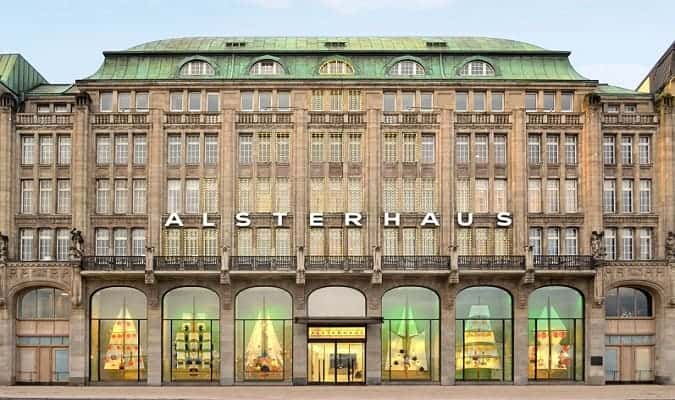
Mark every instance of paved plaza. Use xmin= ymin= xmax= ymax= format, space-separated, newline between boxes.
xmin=0 ymin=385 xmax=675 ymax=400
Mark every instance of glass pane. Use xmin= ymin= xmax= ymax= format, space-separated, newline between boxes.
xmin=605 ymin=348 xmax=619 ymax=381
xmin=93 ymin=319 xmax=147 ymax=381
xmin=53 ymin=349 xmax=69 ymax=382
xmin=456 ymin=287 xmax=512 ymax=319
xmin=308 ymin=287 xmax=365 ymax=317
xmin=19 ymin=289 xmax=37 ymax=319
xmin=166 ymin=319 xmax=219 ymax=382
xmin=92 ymin=287 xmax=147 ymax=319
xmin=308 ymin=342 xmax=333 ymax=383
xmin=163 ymin=287 xmax=219 ymax=320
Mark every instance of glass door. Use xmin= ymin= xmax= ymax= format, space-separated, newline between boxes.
xmin=308 ymin=342 xmax=333 ymax=383
xmin=308 ymin=341 xmax=365 ymax=384
xmin=336 ymin=342 xmax=364 ymax=383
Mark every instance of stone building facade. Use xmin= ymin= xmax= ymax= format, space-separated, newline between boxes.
xmin=0 ymin=37 xmax=674 ymax=386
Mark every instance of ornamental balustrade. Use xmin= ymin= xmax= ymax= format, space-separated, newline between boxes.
xmin=382 ymin=255 xmax=450 ymax=270
xmin=81 ymin=256 xmax=145 ymax=271
xmin=458 ymin=255 xmax=525 ymax=270
xmin=229 ymin=256 xmax=296 ymax=271
xmin=382 ymin=111 xmax=439 ymax=125
xmin=305 ymin=256 xmax=372 ymax=271
xmin=454 ymin=112 xmax=511 ymax=125
xmin=307 ymin=111 xmax=365 ymax=125
xmin=236 ymin=111 xmax=292 ymax=124
xmin=533 ymin=255 xmax=595 ymax=270
xmin=164 ymin=112 xmax=221 ymax=125
xmin=602 ymin=113 xmax=658 ymax=125
xmin=91 ymin=113 xmax=149 ymax=125
xmin=16 ymin=113 xmax=73 ymax=126
xmin=154 ymin=256 xmax=220 ymax=271
xmin=526 ymin=112 xmax=582 ymax=126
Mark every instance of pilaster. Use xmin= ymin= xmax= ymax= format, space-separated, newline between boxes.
xmin=440 ymin=284 xmax=456 ymax=385
xmin=438 ymin=94 xmax=453 ymax=254
xmin=510 ymin=108 xmax=527 ymax=251
xmin=292 ymin=286 xmax=307 ymax=385
xmin=146 ymin=301 xmax=162 ymax=385
xmin=221 ymin=91 xmax=238 ymax=253
xmin=581 ymin=96 xmax=604 ymax=248
xmin=365 ymin=287 xmax=382 ymax=385
xmin=72 ymin=96 xmax=90 ymax=240
xmin=147 ymin=95 xmax=166 ymax=254
xmin=656 ymin=99 xmax=674 ymax=256
xmin=219 ymin=286 xmax=234 ymax=385
xmin=586 ymin=303 xmax=605 ymax=385
xmin=0 ymin=100 xmax=14 ymax=245
xmin=513 ymin=286 xmax=530 ymax=385
xmin=365 ymin=91 xmax=382 ymax=252
xmin=68 ymin=306 xmax=86 ymax=385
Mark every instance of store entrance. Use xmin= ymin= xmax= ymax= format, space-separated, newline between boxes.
xmin=307 ymin=326 xmax=366 ymax=384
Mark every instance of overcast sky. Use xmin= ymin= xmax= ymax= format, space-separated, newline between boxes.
xmin=1 ymin=0 xmax=673 ymax=89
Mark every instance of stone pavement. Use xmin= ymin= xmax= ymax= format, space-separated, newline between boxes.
xmin=0 ymin=385 xmax=675 ymax=400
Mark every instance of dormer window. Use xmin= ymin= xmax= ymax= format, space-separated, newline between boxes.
xmin=319 ymin=60 xmax=354 ymax=75
xmin=250 ymin=60 xmax=285 ymax=75
xmin=179 ymin=60 xmax=215 ymax=76
xmin=389 ymin=60 xmax=425 ymax=76
xmin=460 ymin=60 xmax=495 ymax=76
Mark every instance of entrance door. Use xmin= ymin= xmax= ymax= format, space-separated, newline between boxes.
xmin=606 ymin=346 xmax=654 ymax=383
xmin=308 ymin=341 xmax=365 ymax=384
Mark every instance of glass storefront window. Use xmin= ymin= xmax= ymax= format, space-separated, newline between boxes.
xmin=18 ymin=287 xmax=69 ymax=320
xmin=235 ymin=287 xmax=292 ymax=382
xmin=605 ymin=287 xmax=652 ymax=318
xmin=90 ymin=287 xmax=147 ymax=382
xmin=382 ymin=287 xmax=440 ymax=382
xmin=162 ymin=287 xmax=220 ymax=382
xmin=308 ymin=287 xmax=365 ymax=317
xmin=528 ymin=286 xmax=584 ymax=381
xmin=455 ymin=286 xmax=513 ymax=382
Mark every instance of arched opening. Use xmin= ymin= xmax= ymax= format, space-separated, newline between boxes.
xmin=382 ymin=286 xmax=439 ymax=382
xmin=234 ymin=287 xmax=292 ymax=382
xmin=306 ymin=286 xmax=366 ymax=384
xmin=604 ymin=286 xmax=655 ymax=383
xmin=90 ymin=286 xmax=147 ymax=382
xmin=15 ymin=287 xmax=70 ymax=383
xmin=455 ymin=286 xmax=512 ymax=382
xmin=162 ymin=287 xmax=219 ymax=382
xmin=528 ymin=286 xmax=584 ymax=381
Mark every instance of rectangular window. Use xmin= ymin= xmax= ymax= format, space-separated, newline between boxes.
xmin=455 ymin=135 xmax=469 ymax=164
xmin=133 ymin=135 xmax=146 ymax=165
xmin=309 ymin=229 xmax=324 ymax=256
xmin=96 ymin=179 xmax=110 ymax=214
xmin=604 ymin=228 xmax=616 ymax=260
xmin=240 ymin=91 xmax=254 ymax=111
xmin=117 ymin=92 xmax=131 ymax=112
xmin=22 ymin=136 xmax=34 ymax=164
xmin=494 ymin=135 xmax=507 ymax=164
xmin=164 ymin=229 xmax=180 ymax=257
xmin=57 ymin=136 xmax=71 ymax=165
xmin=402 ymin=229 xmax=415 ymax=256
xmin=183 ymin=229 xmax=198 ymax=257
xmin=565 ymin=135 xmax=577 ymax=164
xmin=238 ymin=179 xmax=251 ymax=212
xmin=527 ymin=134 xmax=541 ymax=164
xmin=475 ymin=134 xmax=488 ymax=164
xmin=348 ymin=90 xmax=361 ymax=111
xmin=167 ymin=179 xmax=181 ymax=213
xmin=239 ymin=133 xmax=253 ymax=164
xmin=256 ymin=178 xmax=272 ymax=212
xmin=20 ymin=229 xmax=34 ymax=261
xmin=257 ymin=229 xmax=272 ymax=256
xmin=310 ymin=134 xmax=324 ymax=162
xmin=203 ymin=178 xmax=218 ymax=213
xmin=455 ymin=179 xmax=471 ymax=213
xmin=39 ymin=180 xmax=52 ymax=214
xmin=494 ymin=179 xmax=507 ymax=212
xmin=543 ymin=92 xmax=555 ymax=111
xmin=529 ymin=228 xmax=542 ymax=256
xmin=639 ymin=179 xmax=651 ymax=213
xmin=185 ymin=179 xmax=200 ymax=214
xmin=96 ymin=135 xmax=111 ymax=164
xmin=21 ymin=180 xmax=33 ymax=214
xmin=475 ymin=179 xmax=489 ymax=213
xmin=621 ymin=136 xmax=633 ymax=165
xmin=310 ymin=178 xmax=325 ymax=213
xmin=135 ymin=92 xmax=149 ymax=112
xmin=525 ymin=92 xmax=537 ymax=111
xmin=547 ymin=227 xmax=559 ymax=255
xmin=113 ymin=228 xmax=127 ymax=257
xmin=402 ymin=133 xmax=416 ymax=162
xmin=206 ymin=92 xmax=219 ymax=112
xmin=565 ymin=228 xmax=578 ymax=255
xmin=383 ymin=134 xmax=397 ymax=163
xmin=546 ymin=179 xmax=560 ymax=213
xmin=383 ymin=92 xmax=396 ymax=112
xmin=604 ymin=135 xmax=616 ymax=164
xmin=348 ymin=134 xmax=361 ymax=162
xmin=457 ymin=229 xmax=472 ymax=255
xmin=95 ymin=229 xmax=110 ymax=256
xmin=274 ymin=134 xmax=289 ymax=163
xmin=259 ymin=91 xmax=272 ymax=111
xmin=100 ymin=92 xmax=113 ymax=112
xmin=275 ymin=229 xmax=290 ymax=256
xmin=188 ymin=92 xmax=201 ymax=112
xmin=421 ymin=178 xmax=435 ymax=212
xmin=639 ymin=228 xmax=652 ymax=260
xmin=329 ymin=134 xmax=343 ymax=162
xmin=204 ymin=135 xmax=218 ymax=165
xmin=255 ymin=133 xmax=271 ymax=163
xmin=475 ymin=228 xmax=490 ymax=255
xmin=401 ymin=92 xmax=415 ymax=111
xmin=132 ymin=229 xmax=146 ymax=257
xmin=114 ymin=179 xmax=127 ymax=214
xmin=494 ymin=229 xmax=511 ymax=256
xmin=565 ymin=179 xmax=578 ymax=213
xmin=383 ymin=178 xmax=397 ymax=212
xmin=311 ymin=90 xmax=323 ymax=111
xmin=622 ymin=179 xmax=633 ymax=213
xmin=402 ymin=178 xmax=415 ymax=212
xmin=167 ymin=135 xmax=181 ymax=165
xmin=132 ymin=179 xmax=146 ymax=214
xmin=383 ymin=229 xmax=399 ymax=256
xmin=347 ymin=229 xmax=362 ymax=256
xmin=186 ymin=134 xmax=200 ymax=164
xmin=330 ymin=90 xmax=343 ymax=112
xmin=114 ymin=134 xmax=128 ymax=165
xmin=639 ymin=136 xmax=651 ymax=164
xmin=56 ymin=180 xmax=70 ymax=214
xmin=528 ymin=179 xmax=541 ymax=213
xmin=561 ymin=92 xmax=573 ymax=112
xmin=491 ymin=92 xmax=504 ymax=111
xmin=624 ymin=104 xmax=637 ymax=113
xmin=56 ymin=229 xmax=69 ymax=261
xmin=421 ymin=229 xmax=437 ymax=255
xmin=276 ymin=178 xmax=290 ymax=213
xmin=455 ymin=92 xmax=467 ymax=112
xmin=604 ymin=179 xmax=616 ymax=213
xmin=420 ymin=92 xmax=433 ymax=111
xmin=39 ymin=136 xmax=53 ymax=164
xmin=38 ymin=229 xmax=53 ymax=261
xmin=546 ymin=134 xmax=559 ymax=164
xmin=473 ymin=92 xmax=486 ymax=111
xmin=328 ymin=229 xmax=343 ymax=256
xmin=421 ymin=134 xmax=435 ymax=163
xmin=622 ymin=228 xmax=634 ymax=260
xmin=347 ymin=177 xmax=362 ymax=212
xmin=327 ymin=178 xmax=343 ymax=213
xmin=169 ymin=92 xmax=183 ymax=112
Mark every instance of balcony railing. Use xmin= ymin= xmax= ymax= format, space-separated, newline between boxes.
xmin=16 ymin=113 xmax=73 ymax=126
xmin=305 ymin=256 xmax=372 ymax=271
xmin=454 ymin=112 xmax=511 ymax=125
xmin=154 ymin=256 xmax=220 ymax=271
xmin=526 ymin=112 xmax=582 ymax=126
xmin=236 ymin=112 xmax=293 ymax=124
xmin=458 ymin=255 xmax=525 ymax=270
xmin=91 ymin=113 xmax=149 ymax=125
xmin=602 ymin=113 xmax=658 ymax=125
xmin=382 ymin=256 xmax=450 ymax=270
xmin=81 ymin=256 xmax=145 ymax=271
xmin=308 ymin=112 xmax=365 ymax=125
xmin=164 ymin=113 xmax=221 ymax=125
xmin=230 ymin=256 xmax=296 ymax=271
xmin=534 ymin=255 xmax=595 ymax=270
xmin=382 ymin=112 xmax=439 ymax=125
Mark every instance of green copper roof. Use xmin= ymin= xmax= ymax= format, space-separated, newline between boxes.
xmin=595 ymin=84 xmax=651 ymax=97
xmin=27 ymin=84 xmax=74 ymax=96
xmin=125 ymin=36 xmax=548 ymax=54
xmin=0 ymin=54 xmax=48 ymax=96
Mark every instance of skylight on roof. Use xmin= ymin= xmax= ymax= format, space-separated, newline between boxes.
xmin=225 ymin=42 xmax=246 ymax=48
xmin=426 ymin=41 xmax=447 ymax=48
xmin=324 ymin=41 xmax=347 ymax=48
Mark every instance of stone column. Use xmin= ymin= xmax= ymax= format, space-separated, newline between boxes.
xmin=366 ymin=287 xmax=382 ymax=385
xmin=513 ymin=286 xmax=529 ymax=385
xmin=586 ymin=303 xmax=605 ymax=385
xmin=69 ymin=306 xmax=86 ymax=385
xmin=0 ymin=301 xmax=14 ymax=385
xmin=440 ymin=285 xmax=456 ymax=385
xmin=365 ymin=91 xmax=382 ymax=251
xmin=510 ymin=108 xmax=528 ymax=251
xmin=72 ymin=97 xmax=90 ymax=241
xmin=220 ymin=91 xmax=237 ymax=254
xmin=581 ymin=98 xmax=604 ymax=252
xmin=292 ymin=286 xmax=307 ymax=385
xmin=438 ymin=97 xmax=453 ymax=254
xmin=220 ymin=287 xmax=234 ymax=385
xmin=0 ymin=99 xmax=14 ymax=244
xmin=656 ymin=304 xmax=675 ymax=384
xmin=147 ymin=97 xmax=166 ymax=254
xmin=292 ymin=93 xmax=307 ymax=256
xmin=656 ymin=100 xmax=674 ymax=255
xmin=145 ymin=299 xmax=162 ymax=385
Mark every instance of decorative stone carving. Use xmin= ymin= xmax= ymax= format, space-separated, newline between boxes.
xmin=0 ymin=232 xmax=8 ymax=262
xmin=0 ymin=264 xmax=6 ymax=309
xmin=602 ymin=263 xmax=673 ymax=306
xmin=371 ymin=246 xmax=382 ymax=285
xmin=144 ymin=245 xmax=155 ymax=285
xmin=448 ymin=245 xmax=459 ymax=285
xmin=666 ymin=231 xmax=675 ymax=262
xmin=71 ymin=265 xmax=82 ymax=308
xmin=591 ymin=230 xmax=605 ymax=260
xmin=523 ymin=245 xmax=535 ymax=284
xmin=296 ymin=246 xmax=305 ymax=285
xmin=220 ymin=246 xmax=230 ymax=285
xmin=5 ymin=264 xmax=73 ymax=295
xmin=69 ymin=229 xmax=84 ymax=260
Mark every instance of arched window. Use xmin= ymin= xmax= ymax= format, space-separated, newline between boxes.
xmin=307 ymin=286 xmax=364 ymax=317
xmin=250 ymin=60 xmax=284 ymax=75
xmin=235 ymin=287 xmax=292 ymax=382
xmin=605 ymin=287 xmax=652 ymax=317
xmin=17 ymin=287 xmax=69 ymax=320
xmin=389 ymin=60 xmax=425 ymax=76
xmin=179 ymin=60 xmax=215 ymax=76
xmin=90 ymin=287 xmax=147 ymax=382
xmin=382 ymin=287 xmax=439 ymax=382
xmin=460 ymin=60 xmax=495 ymax=76
xmin=528 ymin=286 xmax=584 ymax=381
xmin=456 ymin=286 xmax=513 ymax=382
xmin=163 ymin=287 xmax=220 ymax=382
xmin=319 ymin=60 xmax=354 ymax=75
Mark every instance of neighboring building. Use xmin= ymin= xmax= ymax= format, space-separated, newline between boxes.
xmin=0 ymin=37 xmax=673 ymax=386
xmin=637 ymin=41 xmax=674 ymax=95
